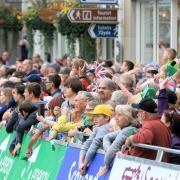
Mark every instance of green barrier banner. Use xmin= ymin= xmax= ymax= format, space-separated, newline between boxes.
xmin=0 ymin=128 xmax=67 ymax=180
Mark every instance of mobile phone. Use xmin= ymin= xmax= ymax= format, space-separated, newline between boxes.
xmin=38 ymin=104 xmax=45 ymax=116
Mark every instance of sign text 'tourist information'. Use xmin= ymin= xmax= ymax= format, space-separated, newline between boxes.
xmin=68 ymin=8 xmax=118 ymax=23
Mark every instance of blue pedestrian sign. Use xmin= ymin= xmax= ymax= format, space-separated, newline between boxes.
xmin=80 ymin=0 xmax=117 ymax=4
xmin=88 ymin=24 xmax=118 ymax=38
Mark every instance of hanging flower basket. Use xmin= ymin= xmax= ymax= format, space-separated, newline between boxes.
xmin=21 ymin=7 xmax=55 ymax=32
xmin=0 ymin=5 xmax=22 ymax=31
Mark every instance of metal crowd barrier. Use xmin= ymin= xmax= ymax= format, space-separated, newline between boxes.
xmin=122 ymin=143 xmax=180 ymax=162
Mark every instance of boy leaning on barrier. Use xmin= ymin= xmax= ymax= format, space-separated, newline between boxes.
xmin=78 ymin=104 xmax=112 ymax=176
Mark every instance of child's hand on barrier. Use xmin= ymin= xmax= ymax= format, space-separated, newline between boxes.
xmin=79 ymin=163 xmax=87 ymax=176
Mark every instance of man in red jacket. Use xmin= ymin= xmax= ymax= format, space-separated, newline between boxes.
xmin=125 ymin=98 xmax=171 ymax=162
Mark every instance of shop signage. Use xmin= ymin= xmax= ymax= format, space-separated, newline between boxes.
xmin=88 ymin=24 xmax=118 ymax=38
xmin=80 ymin=0 xmax=118 ymax=4
xmin=68 ymin=8 xmax=118 ymax=23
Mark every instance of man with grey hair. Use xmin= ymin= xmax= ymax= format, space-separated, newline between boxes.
xmin=74 ymin=91 xmax=95 ymax=114
xmin=21 ymin=59 xmax=33 ymax=75
xmin=119 ymin=74 xmax=135 ymax=92
xmin=67 ymin=91 xmax=96 ymax=140
xmin=111 ymin=90 xmax=128 ymax=106
xmin=97 ymin=78 xmax=116 ymax=103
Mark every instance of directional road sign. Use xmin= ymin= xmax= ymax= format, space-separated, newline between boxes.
xmin=88 ymin=24 xmax=118 ymax=38
xmin=80 ymin=0 xmax=118 ymax=4
xmin=68 ymin=8 xmax=118 ymax=23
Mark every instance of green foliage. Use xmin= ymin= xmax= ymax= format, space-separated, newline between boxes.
xmin=80 ymin=32 xmax=96 ymax=61
xmin=22 ymin=8 xmax=55 ymax=33
xmin=22 ymin=8 xmax=55 ymax=53
xmin=57 ymin=14 xmax=89 ymax=38
xmin=0 ymin=6 xmax=22 ymax=31
xmin=57 ymin=14 xmax=96 ymax=61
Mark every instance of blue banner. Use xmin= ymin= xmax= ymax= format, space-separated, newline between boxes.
xmin=57 ymin=145 xmax=111 ymax=180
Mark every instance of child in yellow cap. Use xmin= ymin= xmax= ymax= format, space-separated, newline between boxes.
xmin=78 ymin=104 xmax=112 ymax=176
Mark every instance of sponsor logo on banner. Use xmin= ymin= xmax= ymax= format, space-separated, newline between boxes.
xmin=109 ymin=155 xmax=180 ymax=180
xmin=0 ymin=156 xmax=14 ymax=179
xmin=57 ymin=146 xmax=111 ymax=180
xmin=0 ymin=128 xmax=67 ymax=179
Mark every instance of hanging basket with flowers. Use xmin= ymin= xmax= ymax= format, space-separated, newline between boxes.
xmin=21 ymin=7 xmax=56 ymax=55
xmin=21 ymin=7 xmax=55 ymax=33
xmin=56 ymin=1 xmax=89 ymax=38
xmin=0 ymin=5 xmax=22 ymax=31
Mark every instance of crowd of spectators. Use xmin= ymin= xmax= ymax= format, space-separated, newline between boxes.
xmin=0 ymin=48 xmax=179 ymax=176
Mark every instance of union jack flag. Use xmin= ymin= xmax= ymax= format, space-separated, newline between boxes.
xmin=95 ymin=63 xmax=107 ymax=80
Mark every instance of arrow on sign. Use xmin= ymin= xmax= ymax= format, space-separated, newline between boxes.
xmin=68 ymin=8 xmax=118 ymax=23
xmin=0 ymin=134 xmax=10 ymax=151
xmin=88 ymin=24 xmax=118 ymax=38
xmin=68 ymin=9 xmax=76 ymax=21
xmin=80 ymin=0 xmax=117 ymax=4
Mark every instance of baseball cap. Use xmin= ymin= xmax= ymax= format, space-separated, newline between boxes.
xmin=22 ymin=74 xmax=41 ymax=83
xmin=132 ymin=98 xmax=157 ymax=113
xmin=48 ymin=63 xmax=61 ymax=73
xmin=166 ymin=90 xmax=177 ymax=104
xmin=87 ymin=104 xmax=112 ymax=117
xmin=146 ymin=60 xmax=159 ymax=71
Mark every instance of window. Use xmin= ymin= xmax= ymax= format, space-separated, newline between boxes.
xmin=139 ymin=0 xmax=171 ymax=64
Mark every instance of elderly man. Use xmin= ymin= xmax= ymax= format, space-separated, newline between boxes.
xmin=125 ymin=98 xmax=171 ymax=162
xmin=48 ymin=91 xmax=94 ymax=141
xmin=74 ymin=91 xmax=94 ymax=115
xmin=21 ymin=59 xmax=39 ymax=76
xmin=111 ymin=90 xmax=128 ymax=106
xmin=97 ymin=78 xmax=116 ymax=103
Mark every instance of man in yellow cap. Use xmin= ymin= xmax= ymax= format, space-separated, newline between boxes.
xmin=78 ymin=104 xmax=112 ymax=176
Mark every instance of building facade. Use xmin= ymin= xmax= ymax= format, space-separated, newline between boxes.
xmin=122 ymin=0 xmax=180 ymax=64
xmin=0 ymin=0 xmax=22 ymax=62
